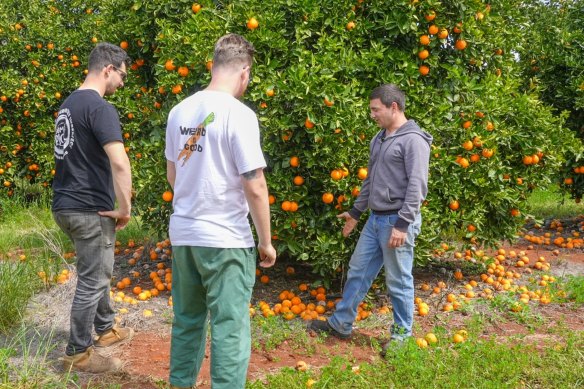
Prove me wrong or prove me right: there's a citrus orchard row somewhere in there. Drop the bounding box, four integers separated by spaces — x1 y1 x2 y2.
1 0 582 276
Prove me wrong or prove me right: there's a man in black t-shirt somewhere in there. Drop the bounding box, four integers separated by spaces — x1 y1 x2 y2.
53 43 133 373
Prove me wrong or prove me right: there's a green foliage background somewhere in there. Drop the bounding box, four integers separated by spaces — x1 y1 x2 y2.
0 0 582 275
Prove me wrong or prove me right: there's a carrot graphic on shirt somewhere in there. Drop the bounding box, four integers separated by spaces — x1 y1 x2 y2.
177 112 215 166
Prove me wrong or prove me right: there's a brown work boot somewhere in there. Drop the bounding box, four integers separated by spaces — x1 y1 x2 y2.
95 325 134 348
62 346 122 373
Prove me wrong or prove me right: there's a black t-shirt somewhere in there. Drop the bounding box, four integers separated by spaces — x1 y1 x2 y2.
52 89 123 212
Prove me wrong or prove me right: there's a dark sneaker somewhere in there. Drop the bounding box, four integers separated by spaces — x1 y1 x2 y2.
309 319 351 339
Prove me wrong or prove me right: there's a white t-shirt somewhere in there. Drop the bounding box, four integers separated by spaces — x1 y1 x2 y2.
165 90 266 248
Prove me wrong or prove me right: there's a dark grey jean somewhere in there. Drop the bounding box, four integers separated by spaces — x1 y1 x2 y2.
53 211 116 356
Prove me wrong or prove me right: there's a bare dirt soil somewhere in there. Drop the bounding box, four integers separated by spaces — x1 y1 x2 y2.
17 217 584 388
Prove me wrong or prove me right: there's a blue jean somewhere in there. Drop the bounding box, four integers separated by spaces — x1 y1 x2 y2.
328 213 422 339
53 211 116 356
169 246 256 389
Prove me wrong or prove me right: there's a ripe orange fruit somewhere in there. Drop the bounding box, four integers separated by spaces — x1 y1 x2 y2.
462 140 473 150
449 200 460 211
281 201 292 211
260 275 269 284
346 21 356 30
510 208 521 217
462 120 472 129
438 28 449 39
286 266 295 275
324 97 334 107
289 201 299 212
419 65 430 76
304 117 315 129
418 49 429 60
424 11 436 21
293 176 305 186
522 155 533 165
419 35 430 45
425 333 438 345
247 17 259 30
266 88 275 97
191 3 202 13
416 338 428 348
455 39 467 50
164 59 176 71
132 286 142 295
330 169 342 181
289 156 299 167
162 191 173 202
268 194 276 205
467 224 476 232
481 148 494 158
452 333 465 343
322 192 334 204
177 66 189 77
357 168 368 180
486 121 494 131
428 25 439 35
120 41 129 50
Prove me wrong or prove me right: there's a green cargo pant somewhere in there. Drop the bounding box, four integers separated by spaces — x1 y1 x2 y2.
169 246 256 389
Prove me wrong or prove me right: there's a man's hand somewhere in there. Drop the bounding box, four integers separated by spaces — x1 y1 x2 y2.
98 209 131 231
337 212 358 237
258 243 277 268
388 228 407 248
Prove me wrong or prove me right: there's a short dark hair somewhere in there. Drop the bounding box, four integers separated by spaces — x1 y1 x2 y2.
370 84 406 111
213 33 255 70
87 43 130 73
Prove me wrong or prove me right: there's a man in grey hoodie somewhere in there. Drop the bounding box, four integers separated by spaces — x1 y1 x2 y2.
310 84 432 354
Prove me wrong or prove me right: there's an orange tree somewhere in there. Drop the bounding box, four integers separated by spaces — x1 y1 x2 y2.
0 0 579 276
517 0 584 202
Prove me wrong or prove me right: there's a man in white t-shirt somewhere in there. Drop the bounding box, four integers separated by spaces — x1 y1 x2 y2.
165 34 277 389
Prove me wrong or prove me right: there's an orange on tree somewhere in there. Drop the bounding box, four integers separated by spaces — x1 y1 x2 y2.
428 25 439 35
330 169 342 181
322 192 334 204
418 49 429 60
164 59 176 71
419 65 430 76
162 191 173 202
293 175 305 186
419 35 430 45
289 156 299 167
357 168 368 180
455 39 468 50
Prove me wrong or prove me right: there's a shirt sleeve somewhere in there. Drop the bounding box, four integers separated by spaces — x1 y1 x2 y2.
165 108 177 162
91 104 123 146
229 108 266 174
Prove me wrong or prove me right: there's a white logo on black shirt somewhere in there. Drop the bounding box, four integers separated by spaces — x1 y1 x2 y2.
54 108 75 160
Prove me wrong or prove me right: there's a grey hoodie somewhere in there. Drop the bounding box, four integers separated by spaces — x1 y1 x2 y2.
348 119 433 231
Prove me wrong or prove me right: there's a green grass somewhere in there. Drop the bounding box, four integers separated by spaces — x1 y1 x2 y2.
251 315 320 354
526 186 583 219
247 329 584 388
0 198 149 332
